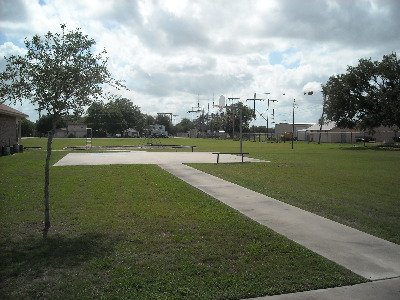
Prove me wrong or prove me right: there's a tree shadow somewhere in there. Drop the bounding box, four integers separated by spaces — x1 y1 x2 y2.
339 145 371 151
0 232 121 280
340 144 400 151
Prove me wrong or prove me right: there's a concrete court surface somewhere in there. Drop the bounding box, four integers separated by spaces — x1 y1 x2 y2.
54 151 266 166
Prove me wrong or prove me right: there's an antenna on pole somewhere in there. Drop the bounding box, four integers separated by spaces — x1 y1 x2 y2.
246 93 264 142
157 112 174 122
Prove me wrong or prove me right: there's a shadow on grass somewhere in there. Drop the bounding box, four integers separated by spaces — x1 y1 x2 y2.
340 144 400 151
339 146 371 151
0 232 120 280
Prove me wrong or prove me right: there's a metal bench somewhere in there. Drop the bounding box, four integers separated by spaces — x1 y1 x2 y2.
171 145 196 152
212 152 249 163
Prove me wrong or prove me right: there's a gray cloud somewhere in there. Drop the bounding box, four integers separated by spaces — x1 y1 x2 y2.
167 57 216 73
127 65 253 97
135 11 211 52
0 0 27 22
1 0 399 123
157 12 210 48
260 0 400 48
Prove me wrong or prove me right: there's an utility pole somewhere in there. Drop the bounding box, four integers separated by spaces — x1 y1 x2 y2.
228 97 240 139
292 99 296 150
246 93 264 142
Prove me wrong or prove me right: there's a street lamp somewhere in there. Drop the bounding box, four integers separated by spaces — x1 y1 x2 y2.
305 90 324 144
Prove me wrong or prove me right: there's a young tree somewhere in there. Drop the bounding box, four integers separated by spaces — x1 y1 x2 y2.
0 24 124 237
322 53 400 131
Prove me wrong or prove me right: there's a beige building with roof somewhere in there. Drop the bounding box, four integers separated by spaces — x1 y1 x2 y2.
304 121 398 143
0 104 28 148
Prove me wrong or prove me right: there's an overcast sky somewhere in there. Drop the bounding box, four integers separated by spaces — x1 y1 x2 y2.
1 0 399 125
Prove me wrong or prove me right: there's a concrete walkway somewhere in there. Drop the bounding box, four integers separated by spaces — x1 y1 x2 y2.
249 277 400 300
159 163 400 281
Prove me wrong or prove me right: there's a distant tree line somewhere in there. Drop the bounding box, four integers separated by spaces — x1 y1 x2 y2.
177 102 256 136
85 97 153 137
23 99 261 138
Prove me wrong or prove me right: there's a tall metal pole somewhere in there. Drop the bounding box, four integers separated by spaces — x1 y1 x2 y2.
240 108 243 153
266 98 278 141
232 110 235 139
318 94 326 144
253 93 256 142
292 99 295 150
267 99 269 141
264 92 270 140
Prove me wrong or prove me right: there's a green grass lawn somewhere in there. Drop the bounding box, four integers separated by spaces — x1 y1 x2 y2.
0 150 364 299
191 141 400 245
19 138 400 244
20 137 400 245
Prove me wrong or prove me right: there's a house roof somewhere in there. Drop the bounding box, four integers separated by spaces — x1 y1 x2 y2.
0 104 28 118
306 121 337 131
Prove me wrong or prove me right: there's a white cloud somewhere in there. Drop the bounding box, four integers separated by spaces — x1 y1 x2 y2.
0 0 399 124
0 42 26 71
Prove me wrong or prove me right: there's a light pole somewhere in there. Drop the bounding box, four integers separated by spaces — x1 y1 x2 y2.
305 90 325 144
266 98 278 141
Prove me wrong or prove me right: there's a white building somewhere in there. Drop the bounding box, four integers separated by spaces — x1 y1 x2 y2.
54 123 87 138
275 123 315 140
124 128 140 138
149 124 168 137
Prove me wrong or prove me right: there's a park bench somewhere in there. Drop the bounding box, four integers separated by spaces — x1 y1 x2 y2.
212 152 249 163
171 145 197 152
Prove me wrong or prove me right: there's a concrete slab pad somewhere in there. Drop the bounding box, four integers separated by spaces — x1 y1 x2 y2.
160 164 400 281
54 151 266 166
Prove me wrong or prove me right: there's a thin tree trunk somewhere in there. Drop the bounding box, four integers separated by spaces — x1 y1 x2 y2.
43 123 56 238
